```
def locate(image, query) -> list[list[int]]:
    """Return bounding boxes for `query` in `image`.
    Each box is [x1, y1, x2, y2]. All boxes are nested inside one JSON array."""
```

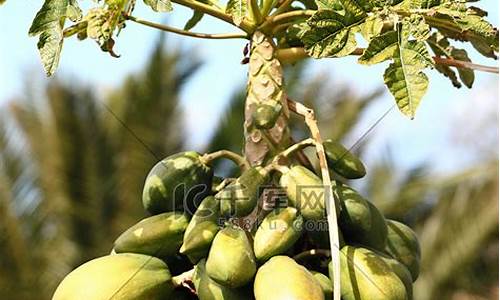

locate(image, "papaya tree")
[[7, 0, 499, 298]]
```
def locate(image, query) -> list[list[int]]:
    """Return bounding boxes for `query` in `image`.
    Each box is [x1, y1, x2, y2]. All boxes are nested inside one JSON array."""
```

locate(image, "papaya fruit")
[[333, 182, 388, 251], [379, 254, 414, 299], [310, 271, 333, 299], [385, 219, 421, 281], [180, 196, 221, 263], [193, 259, 254, 300], [254, 255, 324, 300], [142, 151, 213, 215], [218, 167, 269, 217], [323, 139, 366, 179], [52, 253, 173, 300], [206, 225, 256, 288], [253, 207, 303, 261], [114, 212, 188, 259], [338, 246, 408, 300], [280, 165, 326, 220], [253, 103, 282, 129]]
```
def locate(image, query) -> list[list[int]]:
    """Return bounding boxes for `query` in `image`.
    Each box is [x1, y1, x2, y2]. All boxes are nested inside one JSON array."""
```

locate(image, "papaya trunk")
[[244, 31, 291, 167]]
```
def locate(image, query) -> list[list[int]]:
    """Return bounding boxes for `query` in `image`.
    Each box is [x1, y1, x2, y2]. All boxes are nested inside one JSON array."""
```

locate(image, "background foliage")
[[0, 37, 497, 299]]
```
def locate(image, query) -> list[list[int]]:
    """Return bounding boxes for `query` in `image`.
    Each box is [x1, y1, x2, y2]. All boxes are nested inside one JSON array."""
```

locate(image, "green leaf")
[[67, 0, 82, 22], [383, 26, 432, 118], [226, 0, 247, 26], [29, 0, 72, 76], [359, 31, 398, 64], [315, 0, 343, 10], [359, 14, 384, 41], [301, 4, 366, 58], [405, 15, 430, 41], [184, 10, 204, 30], [427, 33, 474, 88], [143, 0, 172, 12]]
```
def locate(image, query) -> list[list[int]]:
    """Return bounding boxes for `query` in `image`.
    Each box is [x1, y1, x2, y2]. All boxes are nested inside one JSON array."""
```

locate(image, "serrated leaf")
[[67, 0, 82, 22], [383, 26, 431, 118], [451, 48, 474, 88], [226, 0, 247, 26], [360, 14, 384, 41], [406, 15, 430, 41], [301, 5, 366, 58], [143, 0, 172, 12], [29, 0, 71, 76], [359, 31, 398, 64]]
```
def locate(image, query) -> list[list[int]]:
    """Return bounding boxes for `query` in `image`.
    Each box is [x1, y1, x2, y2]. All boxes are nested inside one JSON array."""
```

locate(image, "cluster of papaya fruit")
[[52, 141, 421, 300]]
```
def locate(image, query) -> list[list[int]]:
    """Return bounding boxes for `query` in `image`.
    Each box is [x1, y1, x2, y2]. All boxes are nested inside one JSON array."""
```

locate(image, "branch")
[[248, 0, 263, 24], [172, 0, 255, 33], [287, 99, 341, 300], [125, 15, 248, 40], [276, 47, 500, 73]]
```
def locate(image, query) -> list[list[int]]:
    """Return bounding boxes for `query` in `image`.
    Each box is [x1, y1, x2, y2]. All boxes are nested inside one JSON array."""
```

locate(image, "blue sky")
[[0, 1, 498, 176]]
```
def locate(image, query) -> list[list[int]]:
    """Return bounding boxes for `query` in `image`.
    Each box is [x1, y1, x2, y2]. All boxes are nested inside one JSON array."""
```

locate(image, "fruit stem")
[[171, 268, 196, 292], [201, 150, 250, 170], [287, 98, 341, 300]]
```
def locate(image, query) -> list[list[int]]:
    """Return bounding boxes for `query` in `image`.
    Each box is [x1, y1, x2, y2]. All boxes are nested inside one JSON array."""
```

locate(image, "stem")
[[287, 98, 341, 300], [271, 0, 294, 16], [125, 15, 248, 39], [172, 0, 255, 32], [201, 150, 250, 170], [260, 9, 315, 30], [276, 47, 499, 73], [261, 0, 278, 18], [276, 138, 315, 161], [248, 0, 264, 24], [433, 57, 499, 74], [171, 269, 196, 293]]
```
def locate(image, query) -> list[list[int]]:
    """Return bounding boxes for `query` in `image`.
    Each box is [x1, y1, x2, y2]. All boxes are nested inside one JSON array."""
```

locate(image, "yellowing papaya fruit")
[[206, 225, 256, 288], [180, 196, 221, 263], [280, 165, 326, 220], [113, 212, 188, 259], [333, 182, 388, 251], [323, 139, 366, 179], [193, 259, 253, 300], [142, 151, 213, 215], [379, 253, 414, 299], [254, 255, 324, 300], [339, 246, 408, 300], [253, 207, 303, 261], [385, 219, 421, 281], [310, 271, 333, 299], [218, 167, 269, 217], [52, 253, 173, 300]]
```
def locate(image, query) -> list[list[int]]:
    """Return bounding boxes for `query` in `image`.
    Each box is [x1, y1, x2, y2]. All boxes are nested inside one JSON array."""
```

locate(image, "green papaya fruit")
[[142, 151, 213, 215], [253, 207, 303, 261], [339, 246, 408, 300], [114, 212, 188, 258], [385, 219, 421, 281], [333, 182, 388, 251], [307, 218, 345, 250], [180, 196, 221, 263], [254, 256, 324, 300], [379, 254, 414, 299], [193, 259, 253, 300], [206, 225, 256, 288], [280, 165, 325, 220], [323, 139, 366, 179], [218, 167, 269, 217], [310, 271, 333, 299], [52, 253, 173, 300]]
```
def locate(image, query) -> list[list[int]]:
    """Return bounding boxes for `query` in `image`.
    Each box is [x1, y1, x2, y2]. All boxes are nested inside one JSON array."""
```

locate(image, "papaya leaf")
[[143, 0, 172, 12], [184, 10, 204, 30], [427, 32, 474, 88], [301, 3, 366, 58], [29, 0, 77, 76], [315, 0, 343, 10], [359, 14, 384, 41], [405, 15, 430, 41], [359, 31, 398, 64], [383, 26, 432, 118], [226, 0, 247, 26]]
